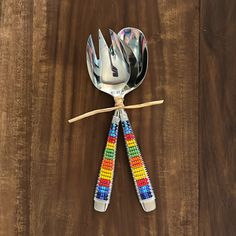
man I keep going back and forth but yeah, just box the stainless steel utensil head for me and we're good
[118,27,148,95]
[86,29,131,97]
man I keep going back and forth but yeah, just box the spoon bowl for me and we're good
[118,27,148,95]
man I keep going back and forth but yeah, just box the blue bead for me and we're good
[139,186,151,193]
[140,191,152,200]
[96,192,108,200]
[140,193,148,199]
[125,129,131,134]
[109,132,116,137]
[97,195,108,200]
[98,186,109,192]
[140,191,152,199]
[139,190,148,194]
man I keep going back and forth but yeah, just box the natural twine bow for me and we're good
[68,97,164,123]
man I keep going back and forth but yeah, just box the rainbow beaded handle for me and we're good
[94,111,120,212]
[120,110,156,212]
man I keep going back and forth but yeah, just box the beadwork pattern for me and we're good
[95,121,119,201]
[121,120,154,201]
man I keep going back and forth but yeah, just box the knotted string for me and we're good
[68,96,164,123]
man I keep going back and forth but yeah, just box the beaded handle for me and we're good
[120,109,156,212]
[94,111,120,212]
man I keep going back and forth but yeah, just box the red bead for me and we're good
[108,136,117,143]
[125,134,135,140]
[99,178,111,187]
[136,178,149,187]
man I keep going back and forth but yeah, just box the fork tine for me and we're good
[98,29,109,57]
[98,29,111,73]
[86,34,100,84]
[109,29,124,58]
[87,34,98,63]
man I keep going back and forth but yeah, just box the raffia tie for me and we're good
[68,96,164,123]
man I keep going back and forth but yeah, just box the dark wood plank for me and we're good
[0,0,33,235]
[200,0,236,235]
[0,0,199,235]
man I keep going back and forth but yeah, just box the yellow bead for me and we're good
[100,174,112,180]
[101,168,112,175]
[132,166,145,173]
[135,174,147,180]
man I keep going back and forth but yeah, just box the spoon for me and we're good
[118,27,156,212]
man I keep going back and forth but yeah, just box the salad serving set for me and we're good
[69,27,164,212]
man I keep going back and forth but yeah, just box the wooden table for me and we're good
[0,0,235,235]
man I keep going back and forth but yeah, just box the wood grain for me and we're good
[0,0,210,235]
[200,0,236,235]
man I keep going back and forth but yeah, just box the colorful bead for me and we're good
[95,122,119,202]
[136,178,149,187]
[122,120,154,201]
